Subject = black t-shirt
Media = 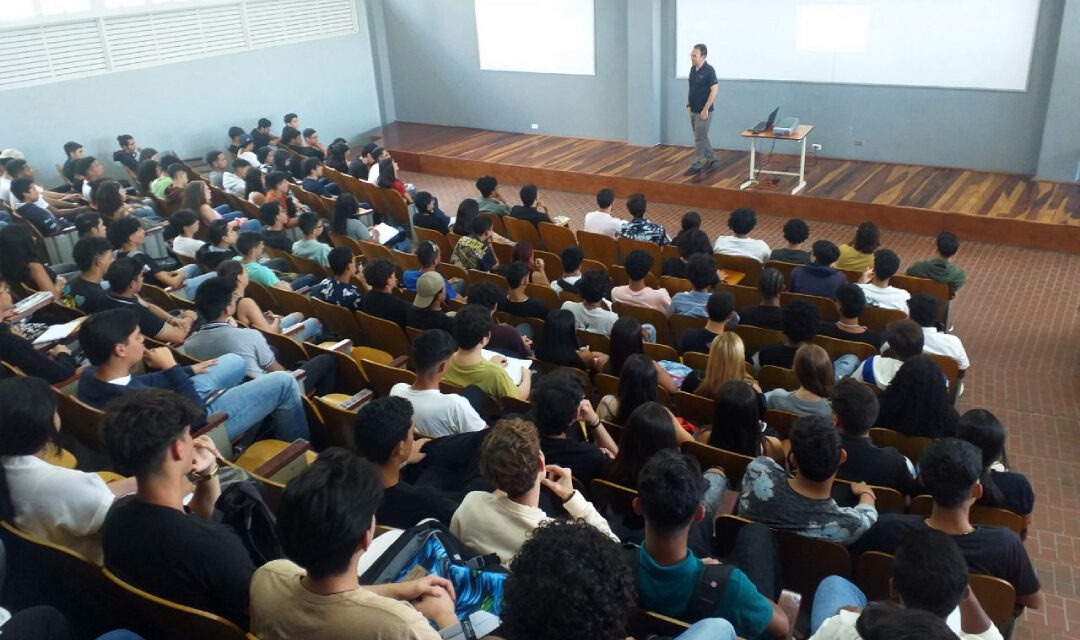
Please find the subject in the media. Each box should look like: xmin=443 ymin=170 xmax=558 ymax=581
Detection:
xmin=69 ymin=276 xmax=109 ymax=313
xmin=102 ymin=496 xmax=256 ymax=627
xmin=687 ymin=61 xmax=718 ymax=113
xmin=769 ymin=248 xmax=811 ymax=265
xmin=262 ymin=229 xmax=293 ymax=253
xmin=661 ymin=258 xmax=687 ymax=279
xmin=362 ymin=290 xmax=411 ymax=327
xmin=681 ymin=328 xmax=721 ymax=354
xmin=500 ymin=297 xmax=549 ymax=320
xmin=413 ymin=212 xmax=449 ymax=235
xmin=377 ymin=482 xmax=461 ymax=529
xmin=508 ymin=205 xmax=551 ymax=229
xmin=837 ymin=435 xmax=919 ymax=496
xmin=738 ymin=305 xmax=784 ymax=331
xmin=406 ymin=307 xmax=454 ymax=333
xmin=540 ymin=436 xmax=608 ymax=485
xmin=121 ymin=250 xmax=167 ymax=285
xmin=755 ymin=343 xmax=798 ymax=369
xmin=98 ymin=294 xmax=166 ymax=338
xmin=250 ymin=128 xmax=272 ymax=149
xmin=62 ymin=158 xmax=78 ymax=182
xmin=196 ymin=245 xmax=239 ymax=270
xmin=817 ymin=321 xmax=885 ymax=351
xmin=850 ymin=513 xmax=1041 ymax=597
xmin=982 ymin=471 xmax=1035 ymax=516
xmin=0 ymin=323 xmax=77 ymax=384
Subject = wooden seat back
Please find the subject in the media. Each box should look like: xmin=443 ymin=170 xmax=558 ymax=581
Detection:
xmin=868 ymin=427 xmax=933 ymax=463
xmin=589 ymin=478 xmax=643 ymax=529
xmin=759 ymin=365 xmax=799 ymax=392
xmin=733 ymin=324 xmax=784 ymax=359
xmin=355 ymin=310 xmax=411 ymax=357
xmin=617 ymin=236 xmax=663 ymax=276
xmin=577 ymin=229 xmax=618 ymax=266
xmin=538 ymin=222 xmax=576 ymax=255
xmin=414 ymin=226 xmax=452 ymax=258
xmin=713 ymin=254 xmax=762 ymax=287
xmin=680 ymin=441 xmax=753 ymax=486
xmin=361 ymin=358 xmax=417 ymax=398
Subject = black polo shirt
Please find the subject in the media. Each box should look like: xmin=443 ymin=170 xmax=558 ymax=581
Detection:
xmin=688 ymin=61 xmax=718 ymax=113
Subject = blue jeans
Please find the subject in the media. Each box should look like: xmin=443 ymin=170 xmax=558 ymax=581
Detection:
xmin=676 ymin=618 xmax=736 ymax=640
xmin=191 ymin=354 xmax=309 ymax=441
xmin=811 ymin=575 xmax=867 ymax=634
xmin=834 ymin=354 xmax=860 ymax=380
xmin=132 ymin=206 xmax=163 ymax=222
xmin=239 ymin=218 xmax=262 ymax=232
xmin=281 ymin=312 xmax=323 ymax=342
xmin=290 ymin=273 xmax=318 ymax=290
xmin=177 ymin=265 xmax=216 ymax=300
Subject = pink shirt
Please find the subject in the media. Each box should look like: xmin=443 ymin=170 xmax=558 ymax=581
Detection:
xmin=611 ymin=285 xmax=672 ymax=316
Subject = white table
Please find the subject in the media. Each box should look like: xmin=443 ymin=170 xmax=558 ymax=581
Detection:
xmin=739 ymin=124 xmax=815 ymax=195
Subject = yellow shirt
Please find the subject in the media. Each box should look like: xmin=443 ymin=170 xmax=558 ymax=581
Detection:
xmin=834 ymin=244 xmax=874 ymax=272
xmin=443 ymin=354 xmax=518 ymax=401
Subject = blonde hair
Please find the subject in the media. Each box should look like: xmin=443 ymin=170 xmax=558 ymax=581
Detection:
xmin=695 ymin=333 xmax=750 ymax=398
xmin=794 ymin=343 xmax=834 ymax=398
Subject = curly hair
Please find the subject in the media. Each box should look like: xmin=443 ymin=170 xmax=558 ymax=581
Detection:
xmin=876 ymin=355 xmax=957 ymax=438
xmin=502 ymin=520 xmax=635 ymax=640
xmin=480 ymin=418 xmax=539 ymax=498
xmin=101 ymin=389 xmax=203 ymax=480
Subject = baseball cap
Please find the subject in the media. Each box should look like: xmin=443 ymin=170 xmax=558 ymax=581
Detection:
xmin=238 ymin=134 xmax=253 ymax=147
xmin=0 ymin=149 xmax=24 ymax=159
xmin=413 ymin=271 xmax=445 ymax=308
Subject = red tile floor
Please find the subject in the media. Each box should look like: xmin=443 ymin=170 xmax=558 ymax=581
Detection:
xmin=405 ymin=170 xmax=1080 ymax=639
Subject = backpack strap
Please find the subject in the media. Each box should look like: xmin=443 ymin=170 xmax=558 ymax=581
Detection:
xmin=683 ymin=561 xmax=734 ymax=621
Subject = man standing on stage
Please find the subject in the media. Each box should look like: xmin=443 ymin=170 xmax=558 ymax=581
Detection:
xmin=685 ymin=43 xmax=719 ymax=176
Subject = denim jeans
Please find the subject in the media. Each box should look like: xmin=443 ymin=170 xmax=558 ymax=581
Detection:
xmin=132 ymin=206 xmax=163 ymax=222
xmin=675 ymin=618 xmax=736 ymax=640
xmin=191 ymin=354 xmax=308 ymax=441
xmin=834 ymin=354 xmax=861 ymax=379
xmin=177 ymin=266 xmax=217 ymax=300
xmin=281 ymin=312 xmax=323 ymax=342
xmin=811 ymin=575 xmax=867 ymax=634
xmin=239 ymin=218 xmax=262 ymax=232
xmin=290 ymin=273 xmax=318 ymax=290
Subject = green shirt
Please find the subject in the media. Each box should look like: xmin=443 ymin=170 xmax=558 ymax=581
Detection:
xmin=150 ymin=176 xmax=173 ymax=198
xmin=476 ymin=197 xmax=510 ymax=216
xmin=443 ymin=355 xmax=517 ymax=401
xmin=906 ymin=257 xmax=967 ymax=296
xmin=235 ymin=257 xmax=279 ymax=287
xmin=291 ymin=239 xmax=331 ymax=267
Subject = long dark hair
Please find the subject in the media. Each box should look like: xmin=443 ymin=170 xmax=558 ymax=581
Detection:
xmin=709 ymin=380 xmax=763 ymax=457
xmin=0 ymin=377 xmax=60 ymax=521
xmin=609 ymin=316 xmax=644 ymax=377
xmin=244 ymin=170 xmax=265 ymax=198
xmin=164 ymin=209 xmax=199 ymax=241
xmin=876 ymin=356 xmax=958 ymax=438
xmin=957 ymin=408 xmax=1009 ymax=507
xmin=607 ymin=401 xmax=677 ymax=487
xmin=181 ymin=180 xmax=208 ymax=211
xmin=332 ymin=194 xmax=359 ymax=236
xmin=615 ymin=353 xmax=658 ymax=425
xmin=453 ymin=199 xmax=480 ymax=235
xmin=95 ymin=180 xmax=126 ymax=218
xmin=0 ymin=225 xmax=41 ymax=285
xmin=135 ymin=159 xmax=159 ymax=194
xmin=535 ymin=309 xmax=583 ymax=368
xmin=376 ymin=157 xmax=397 ymax=188
xmin=327 ymin=142 xmax=349 ymax=172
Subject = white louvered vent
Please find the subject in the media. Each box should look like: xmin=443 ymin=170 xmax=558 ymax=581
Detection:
xmin=0 ymin=0 xmax=358 ymax=90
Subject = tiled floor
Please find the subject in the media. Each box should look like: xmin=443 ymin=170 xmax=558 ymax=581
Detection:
xmin=404 ymin=170 xmax=1080 ymax=639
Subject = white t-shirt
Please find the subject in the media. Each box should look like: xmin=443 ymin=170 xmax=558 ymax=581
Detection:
xmin=389 ymin=384 xmax=486 ymax=437
xmin=238 ymin=151 xmax=260 ymax=166
xmin=222 ymin=171 xmax=246 ymax=197
xmin=561 ymin=300 xmax=618 ymax=336
xmin=712 ymin=235 xmax=771 ymax=263
xmin=811 ymin=608 xmax=1002 ymax=640
xmin=549 ymin=274 xmax=581 ymax=295
xmin=1 ymin=455 xmax=114 ymax=564
xmin=920 ymin=327 xmax=969 ymax=370
xmin=172 ymin=236 xmax=206 ymax=258
xmin=583 ymin=210 xmax=624 ymax=238
xmin=857 ymin=282 xmax=911 ymax=313
xmin=368 ymin=163 xmax=381 ymax=185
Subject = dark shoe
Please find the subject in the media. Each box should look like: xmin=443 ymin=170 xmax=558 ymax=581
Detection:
xmin=704 ymin=158 xmax=717 ymax=170
xmin=684 ymin=166 xmax=702 ymax=176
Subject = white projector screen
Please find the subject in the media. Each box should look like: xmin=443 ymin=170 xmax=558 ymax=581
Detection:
xmin=675 ymin=0 xmax=1040 ymax=91
xmin=475 ymin=0 xmax=595 ymax=75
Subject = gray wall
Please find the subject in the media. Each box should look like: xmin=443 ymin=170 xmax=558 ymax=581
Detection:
xmin=1 ymin=1 xmax=381 ymax=184
xmin=376 ymin=0 xmax=1076 ymax=179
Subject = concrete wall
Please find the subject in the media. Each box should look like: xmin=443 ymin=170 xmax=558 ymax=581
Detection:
xmin=1035 ymin=0 xmax=1080 ymax=182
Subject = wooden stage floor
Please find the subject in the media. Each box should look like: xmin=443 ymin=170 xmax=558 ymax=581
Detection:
xmin=380 ymin=122 xmax=1080 ymax=254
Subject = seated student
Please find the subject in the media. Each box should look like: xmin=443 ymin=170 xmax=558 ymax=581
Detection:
xmin=150 ymin=161 xmax=179 ymax=198
xmin=291 ymin=211 xmax=331 ymax=267
xmin=680 ymin=291 xmax=736 ymax=354
xmin=611 ymin=250 xmax=671 ymax=315
xmin=876 ymin=355 xmax=959 ymax=439
xmin=407 ymin=271 xmax=454 ymax=332
xmin=450 ymin=418 xmax=616 ymax=565
xmin=217 ymin=260 xmax=320 ymax=340
xmin=164 ymin=209 xmax=205 ymax=259
xmin=619 ymin=193 xmax=670 ymax=246
xmin=830 ymin=379 xmax=918 ymax=495
xmin=466 ymin=281 xmax=533 ymax=358
xmin=560 ymin=269 xmax=619 ymax=335
xmin=549 ymin=245 xmax=585 ymax=295
xmin=508 ymin=183 xmax=553 ymax=229
xmin=443 ymin=305 xmax=531 ymax=401
xmin=350 ymin=398 xmax=462 ymax=529
xmin=224 ymin=159 xmax=251 ymax=198
xmin=905 ymin=293 xmax=969 ymax=372
xmin=582 ymin=187 xmax=624 ymax=238
xmin=712 ymin=208 xmax=770 ymax=263
xmin=851 ymin=438 xmax=1042 ymax=610
xmin=0 ymin=224 xmax=66 ymax=301
xmin=68 ymin=236 xmax=114 ymax=313
xmin=810 ymin=529 xmax=1004 ymax=639
xmin=662 ymin=228 xmax=712 ymax=280
xmin=0 ymin=278 xmax=80 ymax=383
xmin=251 ymin=448 xmax=459 ymax=640
xmin=0 ymin=377 xmax=136 ymax=565
xmin=605 ymin=402 xmax=697 ymax=489
xmin=412 ymin=191 xmax=450 ymax=234
xmin=100 ymin=389 xmax=255 ymax=627
xmin=259 ymin=200 xmax=293 ymax=253
xmin=402 ymin=240 xmax=460 ymax=302
xmin=534 ymin=308 xmax=609 ymax=373
xmin=78 ymin=308 xmax=309 ymax=442
xmin=957 ymin=409 xmax=1034 ymax=531
xmin=330 ymin=193 xmax=376 ymax=242
xmin=532 ymin=370 xmax=617 ymax=485
xmin=671 ymin=254 xmax=721 ymax=318
xmin=236 ymin=231 xmax=316 ymax=292
xmin=360 ymin=257 xmax=411 ymax=327
xmin=390 ymin=329 xmax=486 ymax=436
xmin=789 ymin=240 xmax=848 ymax=299
xmin=817 ymin=283 xmax=885 ymax=350
xmin=739 ymin=267 xmax=785 ymax=331
xmin=183 ymin=277 xmax=336 ymax=394
xmin=835 ymin=221 xmax=880 ymax=272
xmin=107 ymin=215 xmax=213 ymax=300
xmin=475 ymin=175 xmax=511 ymax=216
xmin=631 ymin=450 xmax=790 ymax=640
xmin=299 ymin=157 xmax=339 ymax=197
xmin=496 ymin=261 xmax=549 ymax=320
xmin=98 ymin=258 xmax=194 ymax=344
xmin=739 ymin=415 xmax=878 ymax=544
xmin=75 ymin=212 xmax=106 ymax=239
xmin=598 ymin=353 xmax=665 ymax=425
xmin=195 ymin=220 xmax=239 ymax=270
xmin=310 ymin=246 xmax=363 ymax=312
xmin=706 ymin=380 xmax=784 ymax=462
xmin=906 ymin=230 xmax=967 ymax=297
xmin=764 ymin=344 xmax=834 ymax=419
xmin=112 ymin=134 xmax=139 ymax=171
xmin=770 ymin=218 xmax=811 ymax=265
xmin=451 ymin=215 xmax=498 ymax=272
xmin=692 ymin=332 xmax=761 ymax=400
xmin=851 ymin=319 xmax=924 ymax=390
xmin=511 ymin=241 xmax=549 ymax=286
xmin=206 ymin=150 xmax=229 ymax=189
xmin=857 ymin=249 xmax=910 ymax=312
xmin=671 ymin=210 xmax=702 ymax=244
xmin=61 ymin=140 xmax=83 ymax=183
xmin=11 ymin=178 xmax=75 ymax=236
xmin=753 ymin=300 xmax=820 ymax=371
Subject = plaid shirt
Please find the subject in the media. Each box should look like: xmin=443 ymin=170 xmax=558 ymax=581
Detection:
xmin=619 ymin=217 xmax=670 ymax=246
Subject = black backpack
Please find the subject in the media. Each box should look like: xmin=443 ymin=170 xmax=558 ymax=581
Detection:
xmin=216 ymin=480 xmax=286 ymax=566
xmin=623 ymin=543 xmax=733 ymax=625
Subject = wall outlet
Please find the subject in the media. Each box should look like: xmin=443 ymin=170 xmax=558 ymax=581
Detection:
xmin=811 ymin=143 xmax=822 ymax=152
xmin=854 ymin=140 xmax=865 ymax=147
xmin=530 ymin=123 xmax=539 ymax=130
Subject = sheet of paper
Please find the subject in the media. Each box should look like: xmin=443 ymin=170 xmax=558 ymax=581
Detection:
xmin=372 ymin=223 xmax=399 ymax=245
xmin=32 ymin=318 xmax=84 ymax=344
xmin=481 ymin=349 xmax=531 ymax=386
